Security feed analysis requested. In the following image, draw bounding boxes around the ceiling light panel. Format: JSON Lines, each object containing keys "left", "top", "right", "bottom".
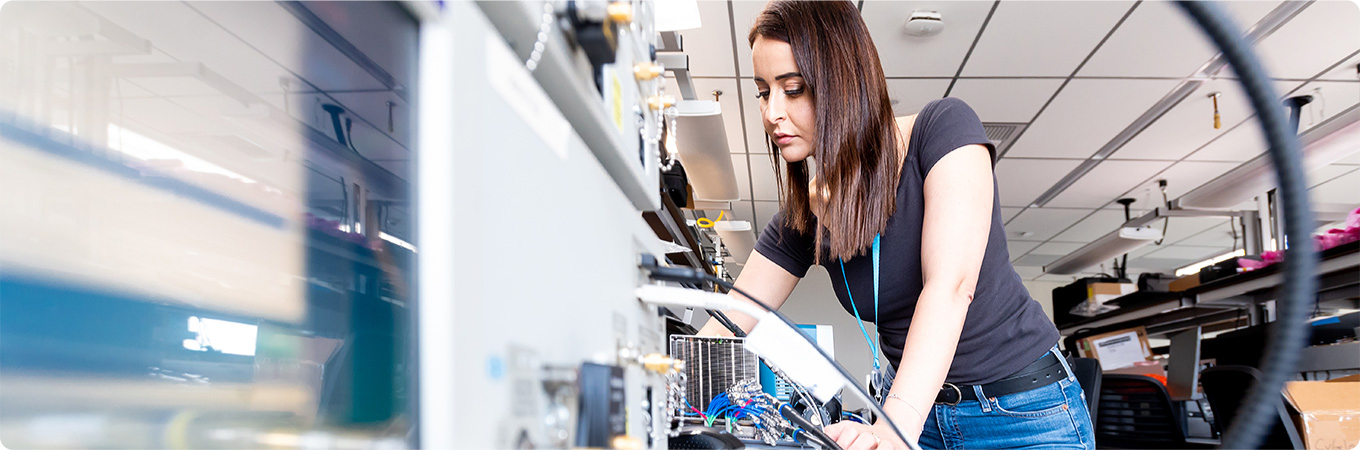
{"left": 947, "top": 79, "right": 1065, "bottom": 123}
{"left": 862, "top": 1, "right": 995, "bottom": 77}
{"left": 994, "top": 158, "right": 1085, "bottom": 207}
{"left": 1044, "top": 160, "right": 1173, "bottom": 208}
{"left": 676, "top": 0, "right": 736, "bottom": 77}
{"left": 961, "top": 1, "right": 1134, "bottom": 77}
{"left": 1006, "top": 79, "right": 1181, "bottom": 158}
{"left": 1254, "top": 0, "right": 1360, "bottom": 79}
{"left": 1006, "top": 207, "right": 1092, "bottom": 242}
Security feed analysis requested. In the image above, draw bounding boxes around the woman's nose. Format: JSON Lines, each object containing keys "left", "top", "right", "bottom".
{"left": 763, "top": 95, "right": 785, "bottom": 124}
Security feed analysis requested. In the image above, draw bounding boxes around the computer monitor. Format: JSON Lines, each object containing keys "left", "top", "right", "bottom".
{"left": 1167, "top": 327, "right": 1203, "bottom": 400}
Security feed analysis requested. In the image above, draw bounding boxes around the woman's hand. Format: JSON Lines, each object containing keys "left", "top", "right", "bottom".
{"left": 824, "top": 420, "right": 918, "bottom": 450}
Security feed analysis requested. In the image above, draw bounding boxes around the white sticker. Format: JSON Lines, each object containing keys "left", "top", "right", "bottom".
{"left": 485, "top": 38, "right": 570, "bottom": 160}
{"left": 744, "top": 312, "right": 845, "bottom": 402}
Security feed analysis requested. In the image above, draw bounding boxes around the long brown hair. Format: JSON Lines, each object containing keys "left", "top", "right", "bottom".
{"left": 750, "top": 0, "right": 900, "bottom": 263}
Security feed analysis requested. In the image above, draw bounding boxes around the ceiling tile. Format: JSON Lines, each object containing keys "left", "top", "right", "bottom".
{"left": 1111, "top": 79, "right": 1265, "bottom": 161}
{"left": 1254, "top": 0, "right": 1360, "bottom": 80}
{"left": 731, "top": 0, "right": 763, "bottom": 77}
{"left": 886, "top": 79, "right": 952, "bottom": 116}
{"left": 1294, "top": 81, "right": 1360, "bottom": 134}
{"left": 961, "top": 1, "right": 1135, "bottom": 77}
{"left": 120, "top": 98, "right": 217, "bottom": 135}
{"left": 1051, "top": 209, "right": 1128, "bottom": 242}
{"left": 947, "top": 79, "right": 1065, "bottom": 123}
{"left": 1030, "top": 241, "right": 1087, "bottom": 256}
{"left": 1142, "top": 245, "right": 1230, "bottom": 261}
{"left": 862, "top": 1, "right": 995, "bottom": 77}
{"left": 1014, "top": 254, "right": 1061, "bottom": 267}
{"left": 1309, "top": 167, "right": 1360, "bottom": 205}
{"left": 678, "top": 0, "right": 737, "bottom": 77}
{"left": 1173, "top": 222, "right": 1240, "bottom": 248}
{"left": 1337, "top": 150, "right": 1360, "bottom": 165}
{"left": 666, "top": 77, "right": 748, "bottom": 154}
{"left": 1006, "top": 79, "right": 1182, "bottom": 158}
{"left": 730, "top": 199, "right": 756, "bottom": 230}
{"left": 1013, "top": 265, "right": 1045, "bottom": 279}
{"left": 1160, "top": 217, "right": 1233, "bottom": 244}
{"left": 748, "top": 153, "right": 783, "bottom": 201}
{"left": 731, "top": 155, "right": 752, "bottom": 200}
{"left": 1184, "top": 119, "right": 1266, "bottom": 162}
{"left": 753, "top": 200, "right": 781, "bottom": 234}
{"left": 1309, "top": 164, "right": 1360, "bottom": 188}
{"left": 1127, "top": 257, "right": 1192, "bottom": 272}
{"left": 1006, "top": 207, "right": 1092, "bottom": 241}
{"left": 1001, "top": 207, "right": 1025, "bottom": 222}
{"left": 1078, "top": 1, "right": 1282, "bottom": 78}
{"left": 1045, "top": 160, "right": 1174, "bottom": 208}
{"left": 1118, "top": 161, "right": 1242, "bottom": 203}
{"left": 1007, "top": 240, "right": 1042, "bottom": 260}
{"left": 739, "top": 91, "right": 770, "bottom": 154}
{"left": 1316, "top": 51, "right": 1360, "bottom": 81}
{"left": 994, "top": 158, "right": 1084, "bottom": 207}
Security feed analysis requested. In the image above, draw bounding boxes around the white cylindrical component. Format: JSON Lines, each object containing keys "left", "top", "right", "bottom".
{"left": 634, "top": 284, "right": 765, "bottom": 318}
{"left": 674, "top": 100, "right": 739, "bottom": 203}
{"left": 714, "top": 220, "right": 755, "bottom": 265}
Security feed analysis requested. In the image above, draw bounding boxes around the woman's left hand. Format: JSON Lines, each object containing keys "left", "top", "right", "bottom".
{"left": 824, "top": 420, "right": 914, "bottom": 450}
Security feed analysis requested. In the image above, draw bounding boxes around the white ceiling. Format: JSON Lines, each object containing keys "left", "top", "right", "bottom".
{"left": 676, "top": 0, "right": 1360, "bottom": 282}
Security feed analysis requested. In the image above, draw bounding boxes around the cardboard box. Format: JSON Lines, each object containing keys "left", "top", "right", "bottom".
{"left": 1282, "top": 377, "right": 1360, "bottom": 450}
{"left": 1075, "top": 326, "right": 1153, "bottom": 370}
{"left": 1088, "top": 282, "right": 1137, "bottom": 304}
{"left": 1169, "top": 273, "right": 1201, "bottom": 292}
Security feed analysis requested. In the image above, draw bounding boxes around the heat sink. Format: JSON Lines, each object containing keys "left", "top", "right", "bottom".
{"left": 669, "top": 335, "right": 761, "bottom": 412}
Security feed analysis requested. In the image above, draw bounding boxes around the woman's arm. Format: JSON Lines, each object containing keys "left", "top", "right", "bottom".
{"left": 696, "top": 250, "right": 801, "bottom": 336}
{"left": 886, "top": 144, "right": 995, "bottom": 439}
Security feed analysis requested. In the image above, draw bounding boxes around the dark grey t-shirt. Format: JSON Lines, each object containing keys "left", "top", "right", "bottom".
{"left": 754, "top": 97, "right": 1059, "bottom": 385}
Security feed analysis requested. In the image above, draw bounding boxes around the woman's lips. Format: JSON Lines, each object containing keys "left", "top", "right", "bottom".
{"left": 775, "top": 134, "right": 796, "bottom": 145}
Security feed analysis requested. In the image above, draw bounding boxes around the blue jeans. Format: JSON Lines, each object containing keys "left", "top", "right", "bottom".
{"left": 881, "top": 346, "right": 1095, "bottom": 450}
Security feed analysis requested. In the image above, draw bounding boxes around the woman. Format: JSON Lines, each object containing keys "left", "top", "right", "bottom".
{"left": 696, "top": 2, "right": 1095, "bottom": 449}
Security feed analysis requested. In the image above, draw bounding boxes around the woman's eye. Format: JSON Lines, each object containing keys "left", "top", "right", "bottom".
{"left": 755, "top": 91, "right": 770, "bottom": 100}
{"left": 784, "top": 88, "right": 804, "bottom": 97}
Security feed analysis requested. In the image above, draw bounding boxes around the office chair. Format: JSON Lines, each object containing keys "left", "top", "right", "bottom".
{"left": 1095, "top": 374, "right": 1195, "bottom": 449}
{"left": 1199, "top": 365, "right": 1303, "bottom": 449}
{"left": 1068, "top": 357, "right": 1103, "bottom": 423}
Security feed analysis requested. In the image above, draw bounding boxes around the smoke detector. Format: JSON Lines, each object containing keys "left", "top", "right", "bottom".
{"left": 903, "top": 10, "right": 944, "bottom": 37}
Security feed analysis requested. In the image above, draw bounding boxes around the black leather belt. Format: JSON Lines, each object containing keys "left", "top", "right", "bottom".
{"left": 935, "top": 351, "right": 1067, "bottom": 405}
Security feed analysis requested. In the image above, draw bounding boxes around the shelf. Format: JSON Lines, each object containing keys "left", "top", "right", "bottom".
{"left": 1059, "top": 241, "right": 1360, "bottom": 339}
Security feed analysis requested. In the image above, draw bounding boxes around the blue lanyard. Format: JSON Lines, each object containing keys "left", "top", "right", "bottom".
{"left": 838, "top": 234, "right": 881, "bottom": 370}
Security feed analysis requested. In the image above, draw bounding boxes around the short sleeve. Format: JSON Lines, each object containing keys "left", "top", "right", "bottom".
{"left": 913, "top": 98, "right": 997, "bottom": 177}
{"left": 753, "top": 209, "right": 815, "bottom": 278}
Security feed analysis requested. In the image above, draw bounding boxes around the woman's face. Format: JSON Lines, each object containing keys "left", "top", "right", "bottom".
{"left": 752, "top": 35, "right": 815, "bottom": 163}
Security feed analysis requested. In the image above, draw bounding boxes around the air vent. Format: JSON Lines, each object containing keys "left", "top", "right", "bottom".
{"left": 982, "top": 122, "right": 1027, "bottom": 153}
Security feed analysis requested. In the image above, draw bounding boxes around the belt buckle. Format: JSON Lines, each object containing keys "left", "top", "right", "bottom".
{"left": 939, "top": 382, "right": 963, "bottom": 406}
